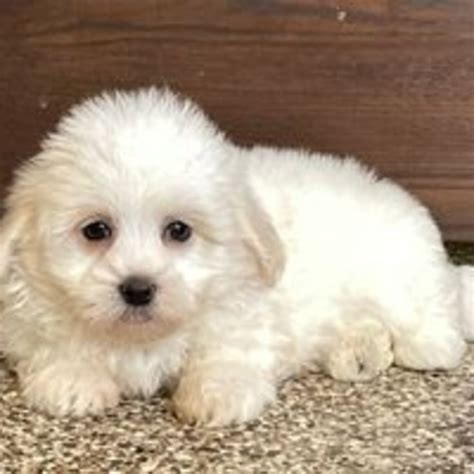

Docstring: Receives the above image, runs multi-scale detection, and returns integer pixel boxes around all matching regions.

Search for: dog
[0,88,472,425]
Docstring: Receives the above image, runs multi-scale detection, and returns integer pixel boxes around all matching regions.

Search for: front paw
[172,363,276,426]
[21,364,120,416]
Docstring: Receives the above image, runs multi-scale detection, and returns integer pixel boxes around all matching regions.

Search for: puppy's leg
[19,356,120,416]
[392,316,466,371]
[324,319,393,382]
[173,356,277,426]
[387,265,466,371]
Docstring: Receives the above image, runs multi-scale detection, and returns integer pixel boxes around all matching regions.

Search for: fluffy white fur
[0,88,472,425]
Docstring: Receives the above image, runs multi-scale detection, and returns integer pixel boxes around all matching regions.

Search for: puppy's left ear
[237,189,285,287]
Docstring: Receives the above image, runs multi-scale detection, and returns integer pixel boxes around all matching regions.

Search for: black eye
[164,220,192,243]
[82,220,112,241]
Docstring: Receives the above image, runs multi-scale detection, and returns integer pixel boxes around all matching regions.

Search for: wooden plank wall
[0,0,473,240]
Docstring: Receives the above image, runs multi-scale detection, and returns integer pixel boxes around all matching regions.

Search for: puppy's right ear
[0,156,41,279]
[0,175,34,277]
[0,209,25,278]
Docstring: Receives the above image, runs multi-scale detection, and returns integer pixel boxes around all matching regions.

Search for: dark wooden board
[1,0,473,239]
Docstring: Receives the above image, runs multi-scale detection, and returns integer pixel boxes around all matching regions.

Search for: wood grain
[0,0,473,239]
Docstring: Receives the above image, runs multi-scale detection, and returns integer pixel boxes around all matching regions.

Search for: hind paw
[325,319,393,382]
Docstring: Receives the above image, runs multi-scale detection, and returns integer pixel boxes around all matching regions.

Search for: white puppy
[0,88,472,425]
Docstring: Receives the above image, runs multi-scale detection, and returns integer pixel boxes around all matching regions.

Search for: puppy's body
[0,89,472,424]
[245,147,467,367]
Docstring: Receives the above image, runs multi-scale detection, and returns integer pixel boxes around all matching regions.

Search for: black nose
[119,276,157,307]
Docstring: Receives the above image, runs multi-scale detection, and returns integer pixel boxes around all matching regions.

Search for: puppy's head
[0,88,284,339]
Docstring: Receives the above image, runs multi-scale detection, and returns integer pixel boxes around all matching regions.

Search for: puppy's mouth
[118,308,154,325]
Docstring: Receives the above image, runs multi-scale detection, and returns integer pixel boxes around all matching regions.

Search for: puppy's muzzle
[118,276,157,307]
